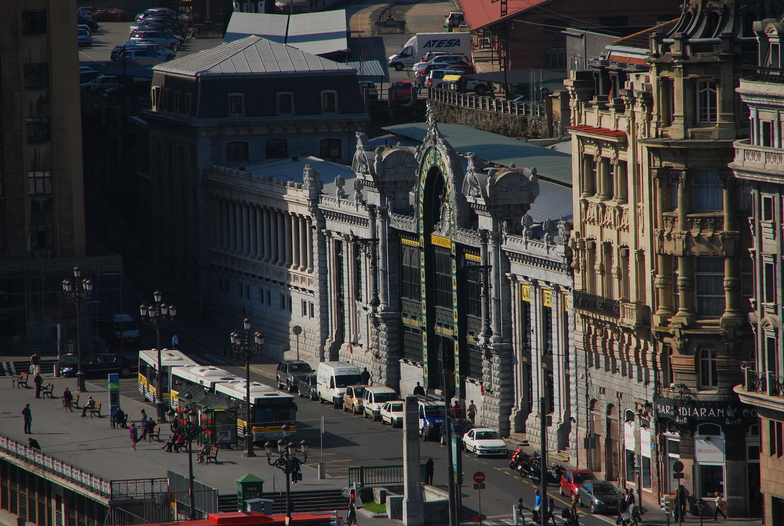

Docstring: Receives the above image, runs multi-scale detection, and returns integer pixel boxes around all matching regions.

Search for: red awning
[566,125,628,140]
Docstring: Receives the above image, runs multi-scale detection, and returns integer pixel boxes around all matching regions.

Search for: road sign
[672,461,684,473]
[474,471,486,483]
[673,473,685,479]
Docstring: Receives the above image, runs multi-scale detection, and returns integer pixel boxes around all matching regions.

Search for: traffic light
[628,455,636,473]
[349,488,356,503]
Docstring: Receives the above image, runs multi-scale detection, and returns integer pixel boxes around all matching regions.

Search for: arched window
[319,138,341,160]
[266,139,287,159]
[226,141,248,163]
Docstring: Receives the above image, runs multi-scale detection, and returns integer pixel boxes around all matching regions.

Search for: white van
[316,361,362,408]
[113,314,140,343]
[362,386,399,421]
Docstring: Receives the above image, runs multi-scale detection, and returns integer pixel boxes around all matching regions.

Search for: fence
[428,88,546,117]
[348,464,426,486]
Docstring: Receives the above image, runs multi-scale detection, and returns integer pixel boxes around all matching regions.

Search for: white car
[462,428,508,457]
[380,400,405,427]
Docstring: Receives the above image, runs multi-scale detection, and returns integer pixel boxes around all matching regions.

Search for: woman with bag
[714,492,727,520]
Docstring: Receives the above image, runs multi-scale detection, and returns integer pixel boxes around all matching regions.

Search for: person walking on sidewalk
[546,498,558,526]
[532,490,542,523]
[21,403,32,434]
[345,502,357,526]
[713,492,727,521]
[129,422,138,450]
[62,387,74,412]
[33,373,43,398]
[424,456,434,485]
[467,400,477,424]
[515,498,529,525]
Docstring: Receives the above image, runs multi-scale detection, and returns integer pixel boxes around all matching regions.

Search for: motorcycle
[509,447,529,474]
[529,462,563,485]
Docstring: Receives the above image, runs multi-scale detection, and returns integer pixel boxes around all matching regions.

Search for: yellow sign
[431,234,451,248]
[521,284,531,302]
[401,237,421,246]
[543,290,552,307]
[465,253,481,262]
[563,293,569,311]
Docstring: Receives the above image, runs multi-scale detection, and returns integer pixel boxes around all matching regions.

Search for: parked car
[419,51,451,62]
[415,60,471,79]
[559,469,596,498]
[439,417,474,445]
[111,47,166,62]
[276,360,314,391]
[79,67,101,85]
[297,373,318,400]
[83,75,121,94]
[380,400,405,427]
[78,24,92,35]
[343,385,366,414]
[77,6,94,19]
[77,27,92,47]
[577,480,621,513]
[77,14,99,32]
[129,30,180,50]
[413,54,471,72]
[461,427,508,457]
[129,42,177,58]
[61,353,137,379]
[359,81,378,101]
[362,386,398,421]
[390,81,414,101]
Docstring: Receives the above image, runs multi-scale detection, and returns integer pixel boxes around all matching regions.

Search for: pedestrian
[532,489,542,522]
[546,498,558,526]
[515,498,529,525]
[467,400,477,424]
[569,502,580,526]
[346,502,357,526]
[171,332,179,349]
[30,352,41,375]
[629,503,642,525]
[27,437,41,450]
[361,367,371,386]
[129,422,138,450]
[62,387,74,412]
[673,486,687,521]
[33,373,43,398]
[81,396,95,417]
[413,382,425,396]
[139,409,149,439]
[713,491,727,520]
[22,403,32,434]
[291,463,300,485]
[424,456,434,485]
[196,442,211,463]
[616,496,628,525]
[452,401,463,418]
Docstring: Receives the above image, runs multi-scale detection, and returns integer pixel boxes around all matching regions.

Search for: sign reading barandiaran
[654,397,757,427]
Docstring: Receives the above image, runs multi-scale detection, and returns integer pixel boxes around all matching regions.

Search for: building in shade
[0,1,122,354]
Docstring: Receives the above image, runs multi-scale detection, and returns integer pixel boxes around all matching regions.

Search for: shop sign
[654,397,757,427]
[640,428,651,457]
[694,437,725,463]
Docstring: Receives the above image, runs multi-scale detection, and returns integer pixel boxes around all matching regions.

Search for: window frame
[321,91,338,114]
[228,93,244,116]
[226,141,249,163]
[699,348,719,389]
[277,92,294,115]
[696,80,718,123]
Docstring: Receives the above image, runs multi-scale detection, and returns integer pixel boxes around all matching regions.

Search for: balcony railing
[741,363,784,396]
[428,88,546,117]
[733,138,784,176]
[574,290,620,318]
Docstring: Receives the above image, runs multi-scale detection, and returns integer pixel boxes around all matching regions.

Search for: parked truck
[388,32,471,71]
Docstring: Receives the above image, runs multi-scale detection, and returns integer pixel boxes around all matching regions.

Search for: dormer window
[278,93,293,115]
[228,93,244,116]
[321,91,337,113]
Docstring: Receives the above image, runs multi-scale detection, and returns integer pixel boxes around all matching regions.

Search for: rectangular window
[696,257,725,318]
[288,295,292,312]
[763,196,774,221]
[278,93,293,115]
[765,261,776,303]
[26,118,51,143]
[228,94,243,115]
[762,121,773,147]
[401,245,420,300]
[27,171,52,195]
[697,465,725,498]
[692,170,723,211]
[354,251,363,302]
[24,64,49,89]
[700,349,719,388]
[281,294,286,310]
[464,262,481,317]
[641,455,652,488]
[697,81,718,123]
[542,304,553,355]
[322,92,337,113]
[434,248,452,308]
[625,449,636,482]
[310,302,314,318]
[302,299,307,317]
[267,290,271,305]
[226,141,249,163]
[520,300,531,355]
[22,10,47,34]
[544,48,566,70]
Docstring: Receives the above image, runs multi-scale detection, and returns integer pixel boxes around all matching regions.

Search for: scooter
[509,447,530,476]
[529,462,562,485]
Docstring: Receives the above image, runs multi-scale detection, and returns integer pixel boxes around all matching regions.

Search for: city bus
[214,379,298,445]
[137,349,199,405]
[170,364,241,408]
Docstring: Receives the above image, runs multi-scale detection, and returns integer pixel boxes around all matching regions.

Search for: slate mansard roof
[153,35,356,78]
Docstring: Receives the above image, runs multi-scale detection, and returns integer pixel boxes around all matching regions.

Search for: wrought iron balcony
[574,290,620,318]
[741,363,784,396]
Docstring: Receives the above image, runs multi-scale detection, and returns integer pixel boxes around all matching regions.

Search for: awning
[344,60,386,80]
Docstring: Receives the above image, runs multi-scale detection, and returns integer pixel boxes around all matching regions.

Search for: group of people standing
[515,491,566,526]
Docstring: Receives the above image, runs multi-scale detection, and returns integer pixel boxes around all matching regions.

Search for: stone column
[223,199,230,251]
[292,213,300,270]
[263,208,272,263]
[593,155,602,198]
[299,217,308,271]
[721,172,742,324]
[402,396,424,526]
[306,218,314,272]
[250,206,257,257]
[277,211,286,265]
[284,213,293,267]
[615,160,628,204]
[599,157,612,200]
[241,204,249,254]
[256,206,263,259]
[653,168,674,322]
[229,201,237,252]
[582,155,594,197]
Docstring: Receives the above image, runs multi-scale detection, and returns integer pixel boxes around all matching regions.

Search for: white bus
[170,365,240,407]
[214,380,298,444]
[137,349,199,405]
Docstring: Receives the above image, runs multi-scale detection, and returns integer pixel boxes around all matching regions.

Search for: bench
[72,393,80,409]
[204,447,219,464]
[41,382,55,399]
[150,425,162,442]
[12,372,29,389]
[86,402,102,418]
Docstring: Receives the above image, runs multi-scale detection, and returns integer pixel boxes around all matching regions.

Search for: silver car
[129,30,180,50]
[577,480,621,514]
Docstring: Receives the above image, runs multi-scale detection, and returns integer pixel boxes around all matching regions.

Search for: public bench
[12,372,29,389]
[204,447,219,464]
[85,402,102,418]
[41,382,55,399]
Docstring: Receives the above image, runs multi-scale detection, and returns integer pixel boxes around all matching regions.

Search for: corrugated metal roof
[458,0,553,31]
[344,60,386,79]
[383,122,573,186]
[224,11,348,56]
[153,35,353,76]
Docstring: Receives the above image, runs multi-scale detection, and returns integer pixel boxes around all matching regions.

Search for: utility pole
[444,368,457,526]
[539,395,548,526]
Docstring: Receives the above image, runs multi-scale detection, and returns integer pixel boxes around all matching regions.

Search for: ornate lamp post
[265,424,309,521]
[140,291,177,421]
[169,396,203,520]
[62,267,93,393]
[231,318,264,457]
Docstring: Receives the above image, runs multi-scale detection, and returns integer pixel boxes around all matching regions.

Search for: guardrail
[348,464,427,486]
[741,363,784,396]
[428,88,546,117]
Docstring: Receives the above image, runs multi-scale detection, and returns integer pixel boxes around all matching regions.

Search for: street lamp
[62,267,93,393]
[170,398,203,520]
[231,318,264,457]
[265,424,309,521]
[140,291,177,421]
[292,325,302,361]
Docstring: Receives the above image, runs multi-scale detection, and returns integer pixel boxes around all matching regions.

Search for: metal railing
[741,363,784,396]
[573,291,620,318]
[428,88,546,117]
[348,464,426,486]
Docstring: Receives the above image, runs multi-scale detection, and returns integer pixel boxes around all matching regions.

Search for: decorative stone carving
[335,175,346,198]
[352,132,370,174]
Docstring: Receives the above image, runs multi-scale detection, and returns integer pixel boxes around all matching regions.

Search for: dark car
[391,81,414,101]
[297,373,318,400]
[61,353,136,379]
[276,360,314,391]
[77,14,98,32]
[577,480,621,514]
[439,418,475,444]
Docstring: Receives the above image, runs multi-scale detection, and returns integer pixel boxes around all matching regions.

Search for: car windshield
[335,374,362,388]
[574,473,596,484]
[476,431,501,440]
[289,363,312,372]
[593,484,618,496]
[390,403,404,411]
[352,387,365,397]
[375,393,396,403]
